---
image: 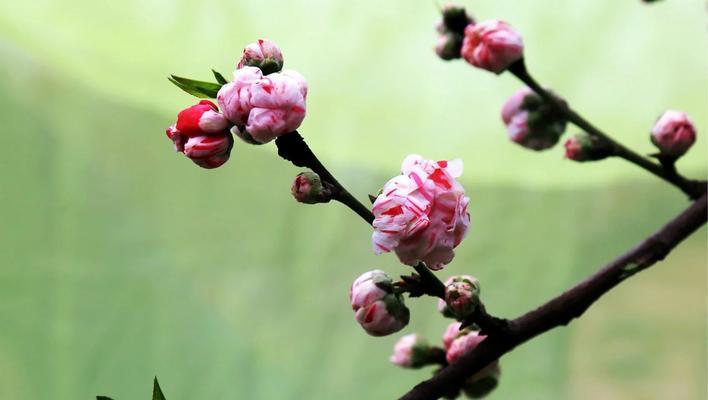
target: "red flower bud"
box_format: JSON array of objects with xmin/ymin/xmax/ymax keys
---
[{"xmin": 650, "ymin": 110, "xmax": 696, "ymax": 158}]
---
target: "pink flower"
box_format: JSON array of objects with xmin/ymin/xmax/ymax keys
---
[
  {"xmin": 372, "ymin": 155, "xmax": 470, "ymax": 270},
  {"xmin": 350, "ymin": 270, "xmax": 409, "ymax": 337},
  {"xmin": 501, "ymin": 88, "xmax": 566, "ymax": 150},
  {"xmin": 390, "ymin": 334, "xmax": 430, "ymax": 368},
  {"xmin": 217, "ymin": 66, "xmax": 264, "ymax": 126},
  {"xmin": 446, "ymin": 330, "xmax": 486, "ymax": 364},
  {"xmin": 174, "ymin": 100, "xmax": 231, "ymax": 137},
  {"xmin": 461, "ymin": 20, "xmax": 523, "ymax": 74},
  {"xmin": 183, "ymin": 134, "xmax": 233, "ymax": 169},
  {"xmin": 442, "ymin": 321, "xmax": 463, "ymax": 350},
  {"xmin": 217, "ymin": 67, "xmax": 307, "ymax": 144},
  {"xmin": 564, "ymin": 132, "xmax": 612, "ymax": 162},
  {"xmin": 166, "ymin": 101, "xmax": 234, "ymax": 169},
  {"xmin": 651, "ymin": 110, "xmax": 696, "ymax": 157},
  {"xmin": 237, "ymin": 39, "xmax": 284, "ymax": 74},
  {"xmin": 246, "ymin": 72, "xmax": 307, "ymax": 143}
]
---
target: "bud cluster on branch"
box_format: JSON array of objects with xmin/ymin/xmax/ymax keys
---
[{"xmin": 148, "ymin": 3, "xmax": 706, "ymax": 399}]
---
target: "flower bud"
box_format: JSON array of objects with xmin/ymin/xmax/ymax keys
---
[
  {"xmin": 564, "ymin": 132, "xmax": 613, "ymax": 162},
  {"xmin": 446, "ymin": 330, "xmax": 486, "ymax": 364},
  {"xmin": 291, "ymin": 171, "xmax": 331, "ymax": 204},
  {"xmin": 217, "ymin": 67, "xmax": 264, "ymax": 126},
  {"xmin": 461, "ymin": 20, "xmax": 524, "ymax": 74},
  {"xmin": 501, "ymin": 88, "xmax": 567, "ymax": 151},
  {"xmin": 175, "ymin": 100, "xmax": 231, "ymax": 137},
  {"xmin": 350, "ymin": 270, "xmax": 410, "ymax": 336},
  {"xmin": 440, "ymin": 3, "xmax": 474, "ymax": 33},
  {"xmin": 462, "ymin": 362, "xmax": 501, "ymax": 398},
  {"xmin": 372, "ymin": 155, "xmax": 470, "ymax": 270},
  {"xmin": 444, "ymin": 275, "xmax": 480, "ymax": 319},
  {"xmin": 389, "ymin": 334, "xmax": 432, "ymax": 368},
  {"xmin": 650, "ymin": 110, "xmax": 696, "ymax": 158},
  {"xmin": 237, "ymin": 39, "xmax": 284, "ymax": 75},
  {"xmin": 183, "ymin": 133, "xmax": 234, "ymax": 169},
  {"xmin": 442, "ymin": 321, "xmax": 465, "ymax": 350},
  {"xmin": 435, "ymin": 32, "xmax": 464, "ymax": 61}
]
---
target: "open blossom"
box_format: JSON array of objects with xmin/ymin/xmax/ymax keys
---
[
  {"xmin": 390, "ymin": 334, "xmax": 430, "ymax": 368},
  {"xmin": 350, "ymin": 270, "xmax": 409, "ymax": 336},
  {"xmin": 166, "ymin": 101, "xmax": 234, "ymax": 169},
  {"xmin": 461, "ymin": 20, "xmax": 523, "ymax": 74},
  {"xmin": 501, "ymin": 88, "xmax": 566, "ymax": 150},
  {"xmin": 237, "ymin": 39, "xmax": 284, "ymax": 74},
  {"xmin": 217, "ymin": 66, "xmax": 307, "ymax": 144},
  {"xmin": 650, "ymin": 110, "xmax": 696, "ymax": 158},
  {"xmin": 372, "ymin": 155, "xmax": 470, "ymax": 270}
]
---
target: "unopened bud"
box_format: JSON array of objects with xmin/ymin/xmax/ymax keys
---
[
  {"xmin": 564, "ymin": 132, "xmax": 613, "ymax": 162},
  {"xmin": 435, "ymin": 32, "xmax": 464, "ymax": 61},
  {"xmin": 462, "ymin": 362, "xmax": 501, "ymax": 398},
  {"xmin": 444, "ymin": 275, "xmax": 480, "ymax": 319},
  {"xmin": 501, "ymin": 88, "xmax": 567, "ymax": 151},
  {"xmin": 441, "ymin": 3, "xmax": 474, "ymax": 34},
  {"xmin": 237, "ymin": 39, "xmax": 284, "ymax": 75},
  {"xmin": 350, "ymin": 270, "xmax": 410, "ymax": 336},
  {"xmin": 461, "ymin": 20, "xmax": 524, "ymax": 74},
  {"xmin": 389, "ymin": 334, "xmax": 434, "ymax": 368},
  {"xmin": 291, "ymin": 171, "xmax": 331, "ymax": 204},
  {"xmin": 650, "ymin": 110, "xmax": 696, "ymax": 158}
]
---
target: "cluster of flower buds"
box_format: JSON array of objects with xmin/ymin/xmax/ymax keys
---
[
  {"xmin": 434, "ymin": 4, "xmax": 524, "ymax": 74},
  {"xmin": 390, "ymin": 322, "xmax": 500, "ymax": 399},
  {"xmin": 166, "ymin": 100, "xmax": 233, "ymax": 169},
  {"xmin": 165, "ymin": 39, "xmax": 308, "ymax": 168},
  {"xmin": 372, "ymin": 155, "xmax": 470, "ymax": 270},
  {"xmin": 434, "ymin": 4, "xmax": 474, "ymax": 60},
  {"xmin": 501, "ymin": 88, "xmax": 567, "ymax": 151},
  {"xmin": 441, "ymin": 275, "xmax": 481, "ymax": 319},
  {"xmin": 350, "ymin": 270, "xmax": 410, "ymax": 336},
  {"xmin": 650, "ymin": 110, "xmax": 696, "ymax": 160},
  {"xmin": 291, "ymin": 171, "xmax": 332, "ymax": 204}
]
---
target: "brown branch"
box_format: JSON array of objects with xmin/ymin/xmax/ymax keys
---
[
  {"xmin": 508, "ymin": 60, "xmax": 705, "ymax": 200},
  {"xmin": 400, "ymin": 192, "xmax": 707, "ymax": 400},
  {"xmin": 275, "ymin": 131, "xmax": 375, "ymax": 224}
]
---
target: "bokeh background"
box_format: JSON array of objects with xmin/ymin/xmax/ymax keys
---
[{"xmin": 0, "ymin": 0, "xmax": 706, "ymax": 399}]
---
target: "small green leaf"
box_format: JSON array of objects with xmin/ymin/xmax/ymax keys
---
[
  {"xmin": 153, "ymin": 377, "xmax": 166, "ymax": 400},
  {"xmin": 168, "ymin": 75, "xmax": 223, "ymax": 98},
  {"xmin": 212, "ymin": 69, "xmax": 228, "ymax": 85}
]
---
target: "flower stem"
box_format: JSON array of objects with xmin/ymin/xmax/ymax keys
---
[
  {"xmin": 508, "ymin": 60, "xmax": 706, "ymax": 200},
  {"xmin": 275, "ymin": 131, "xmax": 374, "ymax": 224}
]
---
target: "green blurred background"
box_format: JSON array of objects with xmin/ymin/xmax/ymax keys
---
[{"xmin": 0, "ymin": 0, "xmax": 705, "ymax": 399}]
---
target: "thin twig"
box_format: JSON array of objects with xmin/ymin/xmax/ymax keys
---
[
  {"xmin": 400, "ymin": 193, "xmax": 707, "ymax": 400},
  {"xmin": 508, "ymin": 60, "xmax": 705, "ymax": 200}
]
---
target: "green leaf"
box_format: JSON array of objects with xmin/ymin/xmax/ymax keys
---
[
  {"xmin": 212, "ymin": 69, "xmax": 228, "ymax": 85},
  {"xmin": 153, "ymin": 377, "xmax": 166, "ymax": 400},
  {"xmin": 168, "ymin": 75, "xmax": 223, "ymax": 98}
]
